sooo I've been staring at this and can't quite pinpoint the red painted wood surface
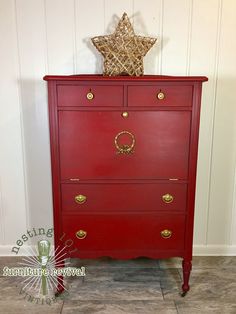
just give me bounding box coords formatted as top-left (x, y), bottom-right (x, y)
top-left (61, 182), bottom-right (187, 213)
top-left (128, 85), bottom-right (193, 107)
top-left (44, 74), bottom-right (208, 82)
top-left (57, 84), bottom-right (123, 107)
top-left (59, 111), bottom-right (191, 180)
top-left (62, 213), bottom-right (186, 253)
top-left (44, 74), bottom-right (208, 294)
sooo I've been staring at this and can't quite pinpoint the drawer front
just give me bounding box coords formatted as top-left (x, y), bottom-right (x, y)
top-left (128, 85), bottom-right (192, 107)
top-left (57, 85), bottom-right (123, 107)
top-left (61, 183), bottom-right (187, 213)
top-left (62, 213), bottom-right (185, 251)
top-left (59, 111), bottom-right (191, 180)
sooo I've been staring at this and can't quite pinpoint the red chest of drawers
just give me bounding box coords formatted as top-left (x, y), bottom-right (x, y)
top-left (44, 74), bottom-right (208, 295)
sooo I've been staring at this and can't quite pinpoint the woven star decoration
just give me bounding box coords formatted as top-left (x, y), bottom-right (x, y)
top-left (91, 13), bottom-right (157, 76)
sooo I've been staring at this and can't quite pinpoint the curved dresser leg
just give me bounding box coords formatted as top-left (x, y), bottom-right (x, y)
top-left (181, 259), bottom-right (192, 296)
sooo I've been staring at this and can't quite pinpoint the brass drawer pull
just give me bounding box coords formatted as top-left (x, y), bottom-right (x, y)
top-left (114, 130), bottom-right (135, 154)
top-left (157, 91), bottom-right (165, 100)
top-left (86, 91), bottom-right (94, 100)
top-left (161, 229), bottom-right (172, 239)
top-left (162, 193), bottom-right (174, 203)
top-left (75, 194), bottom-right (87, 204)
top-left (76, 230), bottom-right (87, 239)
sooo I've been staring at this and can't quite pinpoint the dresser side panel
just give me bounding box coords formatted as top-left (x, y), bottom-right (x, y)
top-left (184, 82), bottom-right (203, 259)
top-left (47, 81), bottom-right (62, 248)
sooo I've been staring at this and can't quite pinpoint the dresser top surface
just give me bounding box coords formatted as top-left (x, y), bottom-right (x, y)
top-left (43, 74), bottom-right (208, 82)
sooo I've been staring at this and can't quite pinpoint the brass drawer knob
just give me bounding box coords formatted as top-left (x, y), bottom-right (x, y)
top-left (122, 112), bottom-right (129, 118)
top-left (76, 230), bottom-right (87, 239)
top-left (162, 193), bottom-right (174, 203)
top-left (86, 91), bottom-right (94, 100)
top-left (161, 229), bottom-right (172, 239)
top-left (157, 91), bottom-right (165, 100)
top-left (75, 194), bottom-right (87, 204)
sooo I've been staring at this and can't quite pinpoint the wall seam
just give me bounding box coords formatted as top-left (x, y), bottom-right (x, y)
top-left (104, 0), bottom-right (107, 30)
top-left (229, 156), bottom-right (236, 245)
top-left (132, 0), bottom-right (134, 22)
top-left (0, 178), bottom-right (5, 243)
top-left (73, 0), bottom-right (78, 74)
top-left (103, 0), bottom-right (106, 33)
top-left (186, 0), bottom-right (193, 75)
top-left (13, 0), bottom-right (30, 232)
top-left (205, 0), bottom-right (223, 245)
top-left (43, 0), bottom-right (49, 73)
top-left (158, 0), bottom-right (164, 75)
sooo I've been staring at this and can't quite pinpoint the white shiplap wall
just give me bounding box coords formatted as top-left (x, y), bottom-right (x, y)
top-left (0, 0), bottom-right (236, 255)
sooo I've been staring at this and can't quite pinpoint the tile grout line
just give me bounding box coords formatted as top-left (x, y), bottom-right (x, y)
top-left (158, 264), bottom-right (166, 300)
top-left (159, 276), bottom-right (165, 300)
top-left (174, 300), bottom-right (180, 314)
top-left (60, 300), bottom-right (65, 314)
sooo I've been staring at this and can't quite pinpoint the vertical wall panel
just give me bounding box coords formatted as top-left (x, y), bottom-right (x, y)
top-left (104, 0), bottom-right (133, 31)
top-left (231, 165), bottom-right (236, 245)
top-left (75, 0), bottom-right (104, 74)
top-left (0, 179), bottom-right (4, 242)
top-left (45, 0), bottom-right (75, 74)
top-left (133, 0), bottom-right (162, 74)
top-left (0, 0), bottom-right (27, 243)
top-left (189, 0), bottom-right (221, 245)
top-left (1, 0), bottom-right (236, 255)
top-left (15, 0), bottom-right (53, 233)
top-left (207, 0), bottom-right (236, 245)
top-left (161, 0), bottom-right (191, 75)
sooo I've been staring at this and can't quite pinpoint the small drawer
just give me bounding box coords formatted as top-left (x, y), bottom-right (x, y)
top-left (127, 85), bottom-right (193, 107)
top-left (62, 213), bottom-right (186, 253)
top-left (57, 85), bottom-right (123, 107)
top-left (61, 183), bottom-right (187, 213)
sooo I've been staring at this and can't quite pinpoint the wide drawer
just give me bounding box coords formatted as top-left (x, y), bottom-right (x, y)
top-left (59, 111), bottom-right (191, 180)
top-left (127, 85), bottom-right (193, 107)
top-left (57, 85), bottom-right (123, 107)
top-left (62, 213), bottom-right (186, 252)
top-left (61, 183), bottom-right (187, 213)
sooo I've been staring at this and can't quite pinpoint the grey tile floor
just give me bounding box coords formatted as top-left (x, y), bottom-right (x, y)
top-left (0, 256), bottom-right (236, 313)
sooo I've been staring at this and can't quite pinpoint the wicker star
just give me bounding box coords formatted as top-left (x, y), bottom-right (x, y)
top-left (91, 13), bottom-right (157, 76)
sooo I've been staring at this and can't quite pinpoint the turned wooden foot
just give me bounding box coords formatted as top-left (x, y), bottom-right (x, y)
top-left (181, 259), bottom-right (192, 296)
